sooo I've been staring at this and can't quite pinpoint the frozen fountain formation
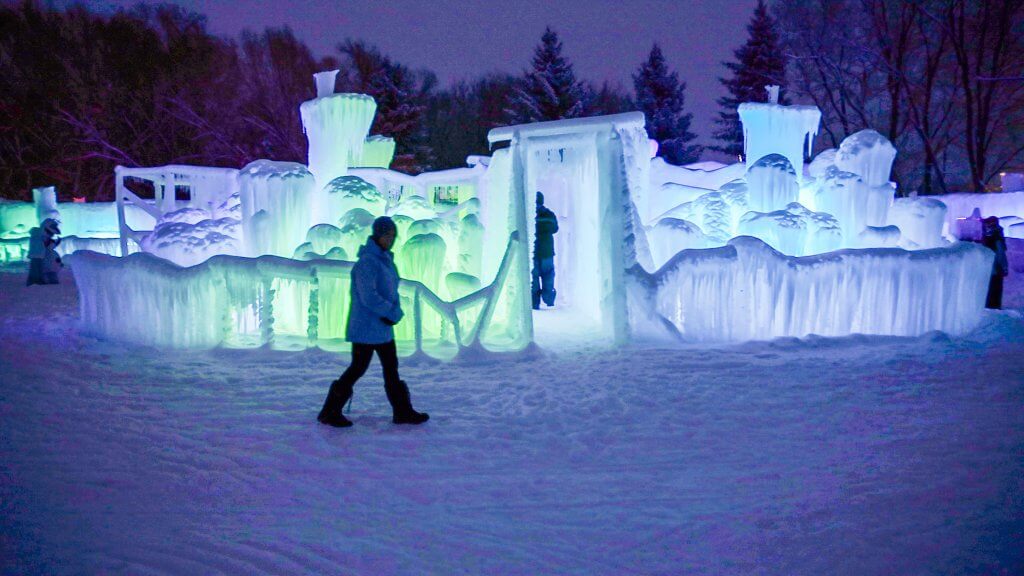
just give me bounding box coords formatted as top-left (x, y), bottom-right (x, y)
top-left (807, 148), bottom-right (837, 179)
top-left (857, 225), bottom-right (902, 249)
top-left (300, 81), bottom-right (376, 223)
top-left (808, 130), bottom-right (897, 245)
top-left (746, 154), bottom-right (799, 212)
top-left (717, 179), bottom-right (750, 231)
top-left (886, 197), bottom-right (947, 249)
top-left (834, 130), bottom-right (897, 188)
top-left (324, 175), bottom-right (386, 218)
top-left (237, 160), bottom-right (315, 257)
top-left (337, 208), bottom-right (375, 259)
top-left (686, 192), bottom-right (731, 244)
top-left (738, 202), bottom-right (842, 257)
top-left (646, 218), bottom-right (708, 269)
top-left (738, 101), bottom-right (821, 179)
top-left (293, 224), bottom-right (348, 261)
top-left (400, 233), bottom-right (448, 296)
top-left (140, 207), bottom-right (241, 267)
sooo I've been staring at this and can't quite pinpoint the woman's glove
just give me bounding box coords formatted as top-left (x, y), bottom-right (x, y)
top-left (380, 317), bottom-right (397, 326)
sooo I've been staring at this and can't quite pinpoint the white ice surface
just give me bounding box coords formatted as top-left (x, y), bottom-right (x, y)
top-left (1, 269), bottom-right (1022, 574)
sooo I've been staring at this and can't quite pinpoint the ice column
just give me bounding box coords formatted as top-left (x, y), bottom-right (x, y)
top-left (238, 160), bottom-right (315, 257)
top-left (300, 72), bottom-right (377, 224)
top-left (738, 101), bottom-right (821, 181)
top-left (33, 186), bottom-right (59, 222)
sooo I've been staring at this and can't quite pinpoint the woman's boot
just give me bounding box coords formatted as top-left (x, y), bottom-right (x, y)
top-left (385, 380), bottom-right (429, 425)
top-left (317, 379), bottom-right (354, 427)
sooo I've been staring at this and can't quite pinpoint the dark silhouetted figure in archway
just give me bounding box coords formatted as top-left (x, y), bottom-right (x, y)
top-left (533, 192), bottom-right (559, 310)
top-left (982, 216), bottom-right (1009, 309)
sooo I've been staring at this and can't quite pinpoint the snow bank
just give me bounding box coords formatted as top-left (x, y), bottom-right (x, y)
top-left (628, 236), bottom-right (991, 342)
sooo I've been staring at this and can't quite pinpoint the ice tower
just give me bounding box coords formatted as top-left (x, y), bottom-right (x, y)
top-left (299, 71), bottom-right (377, 224)
top-left (738, 86), bottom-right (820, 181)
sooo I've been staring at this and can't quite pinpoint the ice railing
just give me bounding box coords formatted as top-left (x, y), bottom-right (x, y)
top-left (628, 236), bottom-right (993, 342)
top-left (67, 232), bottom-right (528, 359)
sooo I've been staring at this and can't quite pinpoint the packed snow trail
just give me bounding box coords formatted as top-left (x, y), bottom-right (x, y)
top-left (1, 268), bottom-right (1023, 575)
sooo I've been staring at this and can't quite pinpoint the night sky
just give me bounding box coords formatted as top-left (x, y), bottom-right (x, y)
top-left (82, 0), bottom-right (759, 144)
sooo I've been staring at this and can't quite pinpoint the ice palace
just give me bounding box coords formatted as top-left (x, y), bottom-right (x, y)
top-left (2, 72), bottom-right (1022, 357)
top-left (2, 74), bottom-right (1024, 576)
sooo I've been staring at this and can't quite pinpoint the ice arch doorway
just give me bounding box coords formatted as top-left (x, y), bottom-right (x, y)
top-left (488, 113), bottom-right (644, 348)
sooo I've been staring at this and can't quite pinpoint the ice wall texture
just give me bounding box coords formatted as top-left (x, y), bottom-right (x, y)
top-left (68, 232), bottom-right (529, 357)
top-left (627, 237), bottom-right (992, 342)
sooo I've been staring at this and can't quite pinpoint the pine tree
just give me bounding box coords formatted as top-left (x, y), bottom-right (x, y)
top-left (633, 44), bottom-right (701, 165)
top-left (338, 40), bottom-right (434, 172)
top-left (508, 27), bottom-right (584, 123)
top-left (713, 0), bottom-right (787, 159)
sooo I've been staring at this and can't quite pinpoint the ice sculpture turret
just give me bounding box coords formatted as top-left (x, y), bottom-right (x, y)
top-left (738, 93), bottom-right (820, 181)
top-left (238, 160), bottom-right (315, 257)
top-left (300, 71), bottom-right (377, 224)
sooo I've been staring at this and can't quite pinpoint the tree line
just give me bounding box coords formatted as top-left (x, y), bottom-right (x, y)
top-left (0, 2), bottom-right (703, 201)
top-left (1, 0), bottom-right (1021, 202)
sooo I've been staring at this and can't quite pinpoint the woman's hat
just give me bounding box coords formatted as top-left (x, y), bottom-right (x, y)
top-left (372, 216), bottom-right (397, 238)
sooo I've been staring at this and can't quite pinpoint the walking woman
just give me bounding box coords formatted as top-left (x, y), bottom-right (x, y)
top-left (317, 216), bottom-right (429, 427)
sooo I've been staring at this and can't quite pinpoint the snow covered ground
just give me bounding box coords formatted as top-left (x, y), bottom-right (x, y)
top-left (2, 265), bottom-right (1023, 575)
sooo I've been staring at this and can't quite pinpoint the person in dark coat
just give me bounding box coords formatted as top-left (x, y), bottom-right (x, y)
top-left (317, 216), bottom-right (429, 428)
top-left (532, 192), bottom-right (559, 310)
top-left (26, 218), bottom-right (62, 286)
top-left (982, 216), bottom-right (1009, 309)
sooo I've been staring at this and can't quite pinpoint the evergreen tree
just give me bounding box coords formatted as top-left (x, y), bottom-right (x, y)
top-left (582, 80), bottom-right (635, 117)
top-left (339, 40), bottom-right (434, 172)
top-left (633, 44), bottom-right (701, 165)
top-left (508, 27), bottom-right (584, 123)
top-left (713, 0), bottom-right (787, 159)
top-left (425, 74), bottom-right (517, 169)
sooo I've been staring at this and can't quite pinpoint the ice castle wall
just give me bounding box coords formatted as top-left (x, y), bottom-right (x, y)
top-left (627, 237), bottom-right (992, 342)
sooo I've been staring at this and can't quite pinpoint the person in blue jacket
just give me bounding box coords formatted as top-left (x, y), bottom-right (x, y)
top-left (317, 216), bottom-right (429, 427)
